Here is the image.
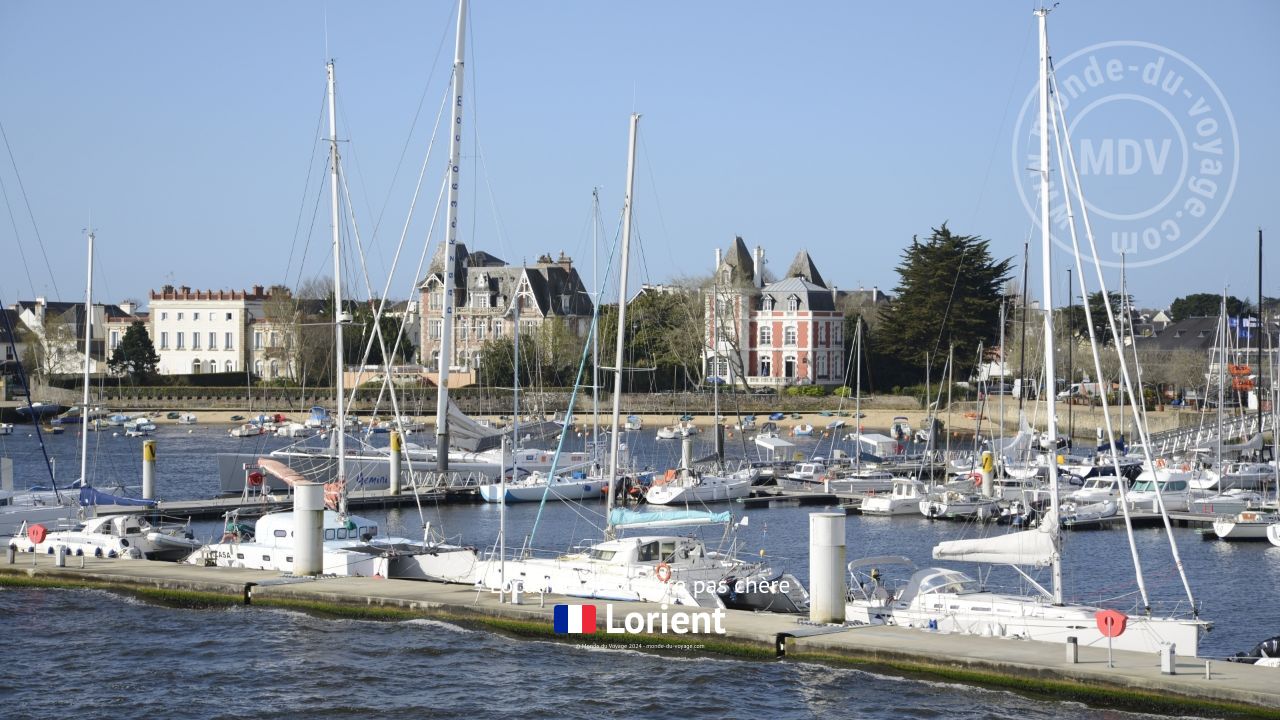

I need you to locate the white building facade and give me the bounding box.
[148,285,272,376]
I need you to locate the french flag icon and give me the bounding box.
[553,604,597,634]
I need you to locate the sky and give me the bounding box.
[1,0,1277,313]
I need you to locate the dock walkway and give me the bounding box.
[2,553,1276,717]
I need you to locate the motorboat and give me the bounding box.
[9,514,200,561]
[185,508,478,581]
[860,479,927,516]
[645,467,756,505]
[176,413,198,425]
[1059,499,1117,528]
[791,424,814,437]
[656,421,698,440]
[229,423,264,438]
[624,415,643,431]
[1188,489,1263,516]
[1126,473,1193,512]
[0,423,12,436]
[1068,476,1126,505]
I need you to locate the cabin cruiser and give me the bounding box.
[1126,473,1194,512]
[9,514,199,561]
[919,481,1000,520]
[185,509,479,581]
[860,479,927,516]
[1188,489,1263,516]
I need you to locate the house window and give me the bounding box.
[207,360,216,374]
[784,356,797,379]
[759,326,772,346]
[817,353,827,378]
[270,360,279,378]
[475,319,485,340]
[784,326,797,346]
[193,312,200,321]
[428,291,443,310]
[225,360,234,373]
[224,332,233,350]
[254,332,262,349]
[160,312,168,321]
[786,297,799,312]
[254,360,263,376]
[459,323,469,341]
[428,320,441,340]
[270,332,278,348]
[160,332,168,350]
[761,297,774,312]
[110,331,120,350]
[493,321,503,338]
[192,359,201,374]
[225,312,232,321]
[192,333,201,350]
[176,332,184,350]
[209,332,217,350]
[178,312,184,321]
[834,323,842,345]
[760,356,772,377]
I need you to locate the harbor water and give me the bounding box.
[2,424,1277,718]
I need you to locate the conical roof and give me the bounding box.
[785,250,826,289]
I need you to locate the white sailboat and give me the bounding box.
[846,9,1208,655]
[474,115,804,613]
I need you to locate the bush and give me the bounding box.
[833,386,853,398]
[785,385,827,397]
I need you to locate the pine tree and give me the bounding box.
[108,321,160,382]
[873,224,1013,387]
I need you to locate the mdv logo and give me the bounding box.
[1012,41,1238,268]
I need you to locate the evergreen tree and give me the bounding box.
[873,224,1012,387]
[108,321,160,382]
[1169,293,1247,321]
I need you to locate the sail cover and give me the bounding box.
[932,527,1054,566]
[78,486,156,507]
[609,508,731,530]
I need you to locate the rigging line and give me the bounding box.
[336,104,392,285]
[527,219,622,544]
[285,86,330,283]
[365,10,454,248]
[291,155,334,293]
[0,172,38,297]
[0,119,59,299]
[636,129,674,289]
[968,17,1035,227]
[1050,60,1197,613]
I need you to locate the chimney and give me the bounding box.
[119,301,136,315]
[753,246,765,289]
[831,285,838,306]
[714,247,722,270]
[872,286,880,304]
[253,285,264,297]
[180,285,191,295]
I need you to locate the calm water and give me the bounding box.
[1,423,1276,718]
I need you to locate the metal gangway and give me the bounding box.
[1142,412,1271,457]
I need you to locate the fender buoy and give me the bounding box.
[1155,458,1167,469]
[655,563,672,583]
[972,472,983,487]
[1180,463,1190,472]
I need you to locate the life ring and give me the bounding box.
[1154,458,1167,469]
[1180,463,1190,472]
[971,472,983,487]
[248,471,264,487]
[655,563,672,583]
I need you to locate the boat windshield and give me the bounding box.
[917,570,978,596]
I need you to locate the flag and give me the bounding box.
[553,604,597,634]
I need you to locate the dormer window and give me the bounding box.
[561,293,571,313]
[787,296,800,312]
[762,296,774,312]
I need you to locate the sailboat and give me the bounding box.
[187,57,478,582]
[845,8,1209,655]
[473,115,805,613]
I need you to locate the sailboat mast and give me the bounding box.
[1035,7,1063,605]
[78,230,94,486]
[326,61,348,516]
[592,189,601,453]
[605,113,640,538]
[435,0,468,472]
[1258,228,1264,438]
[854,318,862,471]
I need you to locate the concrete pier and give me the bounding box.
[1,554,1276,717]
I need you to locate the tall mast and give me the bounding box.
[605,113,640,540]
[435,0,468,472]
[1066,268,1073,444]
[326,61,347,517]
[592,189,601,454]
[1258,228,1264,439]
[78,230,94,487]
[1035,7,1063,605]
[854,318,862,471]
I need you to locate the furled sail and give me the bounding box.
[932,524,1055,567]
[608,508,731,530]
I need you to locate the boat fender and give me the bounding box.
[120,539,129,548]
[655,563,672,583]
[1155,458,1167,469]
[248,471,264,487]
[1180,463,1190,472]
[94,547,103,558]
[46,546,54,555]
[107,550,118,559]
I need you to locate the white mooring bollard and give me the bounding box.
[808,512,847,624]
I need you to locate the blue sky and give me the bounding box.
[1,0,1276,312]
